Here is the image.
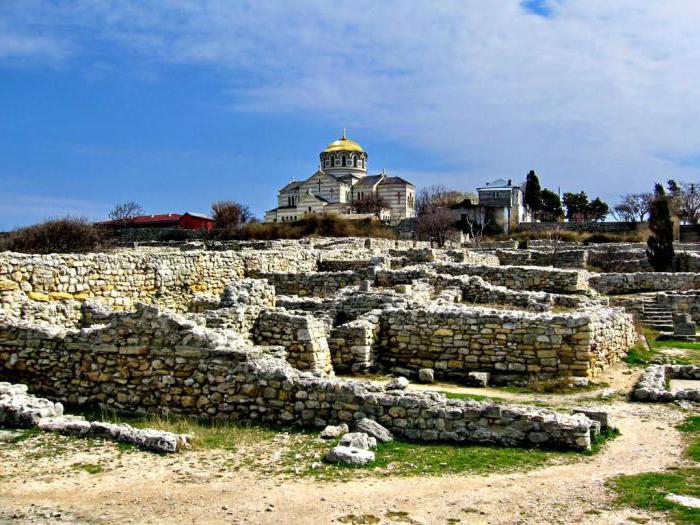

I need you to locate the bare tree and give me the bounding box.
[678,183,700,224]
[211,201,253,229]
[613,193,652,222]
[352,193,387,215]
[416,185,471,216]
[463,207,486,247]
[416,208,456,247]
[108,202,143,225]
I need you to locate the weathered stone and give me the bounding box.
[356,418,393,443]
[320,423,349,439]
[338,432,377,450]
[324,445,375,466]
[418,368,435,384]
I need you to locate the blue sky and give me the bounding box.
[1,1,700,228]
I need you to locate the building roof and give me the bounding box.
[354,175,384,188]
[379,176,414,187]
[182,212,214,221]
[96,213,182,226]
[478,178,518,190]
[280,180,302,193]
[322,130,364,153]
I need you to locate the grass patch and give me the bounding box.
[610,415,700,524]
[5,428,41,444]
[641,328,700,365]
[293,439,577,480]
[624,342,657,366]
[71,462,104,475]
[609,469,700,525]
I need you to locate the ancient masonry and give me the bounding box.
[0,237,661,451]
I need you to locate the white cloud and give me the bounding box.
[2,0,700,203]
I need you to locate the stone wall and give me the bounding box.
[657,292,700,322]
[589,272,700,295]
[495,249,588,269]
[257,271,364,297]
[0,250,316,314]
[0,308,598,450]
[328,310,382,374]
[252,309,333,374]
[378,305,634,379]
[432,263,590,294]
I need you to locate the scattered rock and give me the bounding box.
[665,493,700,509]
[571,377,589,387]
[338,432,377,450]
[324,445,375,466]
[320,423,349,439]
[466,371,489,387]
[356,418,393,443]
[386,377,409,391]
[418,368,435,384]
[571,408,615,431]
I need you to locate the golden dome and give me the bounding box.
[322,130,364,153]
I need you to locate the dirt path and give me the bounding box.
[0,402,688,525]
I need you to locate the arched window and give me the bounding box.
[353,156,358,167]
[325,158,331,168]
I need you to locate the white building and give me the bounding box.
[264,131,416,224]
[476,178,531,234]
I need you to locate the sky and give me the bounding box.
[1,0,700,228]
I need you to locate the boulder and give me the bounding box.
[386,377,409,391]
[339,432,377,450]
[320,423,349,439]
[418,368,435,384]
[356,418,393,443]
[324,446,375,466]
[466,372,489,387]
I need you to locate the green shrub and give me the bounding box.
[0,217,107,254]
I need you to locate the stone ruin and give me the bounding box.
[0,237,656,451]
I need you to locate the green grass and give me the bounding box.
[292,438,577,480]
[609,416,700,524]
[71,462,104,475]
[624,342,658,366]
[641,328,700,365]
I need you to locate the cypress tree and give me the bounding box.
[646,184,675,272]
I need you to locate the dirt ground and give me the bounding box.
[0,366,695,525]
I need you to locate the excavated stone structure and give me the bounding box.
[0,238,643,450]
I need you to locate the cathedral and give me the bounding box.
[264,131,416,224]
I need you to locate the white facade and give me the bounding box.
[265,132,416,224]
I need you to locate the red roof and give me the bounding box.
[97,214,182,226]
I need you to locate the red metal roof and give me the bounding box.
[96,214,181,226]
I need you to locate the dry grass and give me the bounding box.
[214,215,398,240]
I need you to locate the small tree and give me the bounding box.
[211,201,253,229]
[108,202,143,225]
[524,170,542,215]
[539,189,564,222]
[352,193,387,215]
[646,184,675,272]
[416,208,456,247]
[563,192,589,223]
[587,197,609,222]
